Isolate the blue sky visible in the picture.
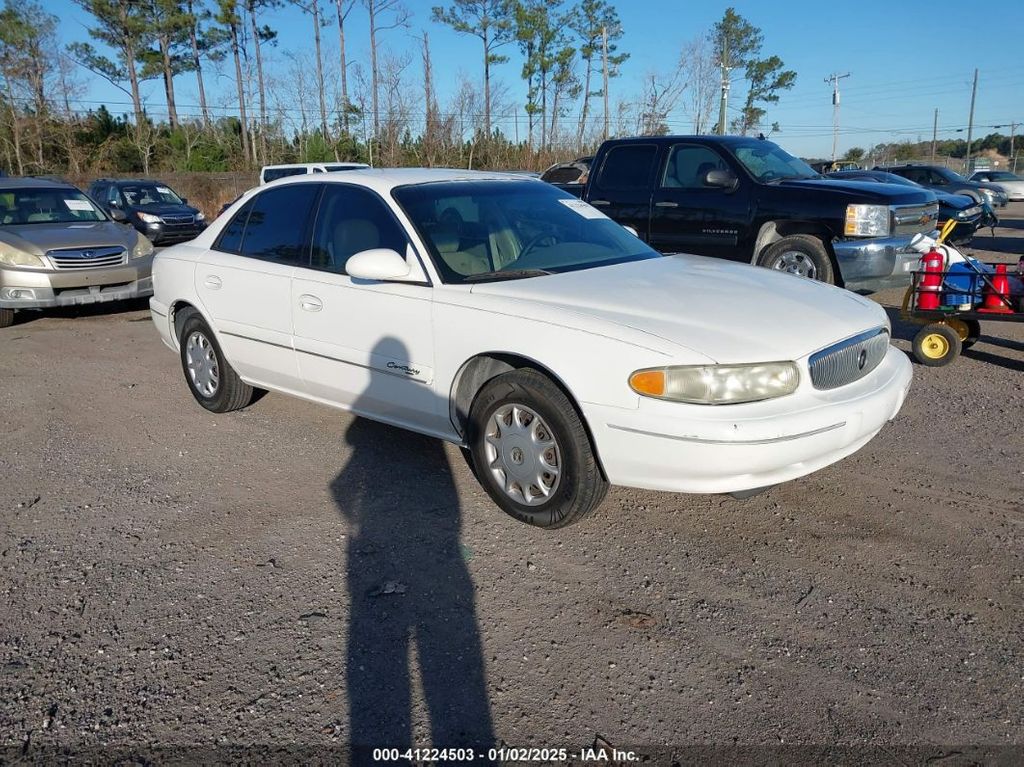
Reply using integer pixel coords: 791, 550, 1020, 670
50, 0, 1024, 158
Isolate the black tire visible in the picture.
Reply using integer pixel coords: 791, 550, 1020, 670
468, 369, 608, 529
758, 234, 836, 284
178, 311, 255, 412
961, 319, 981, 349
912, 323, 962, 367
0, 308, 14, 328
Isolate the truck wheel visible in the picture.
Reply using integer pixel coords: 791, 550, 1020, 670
912, 323, 961, 367
758, 235, 835, 284
0, 308, 14, 328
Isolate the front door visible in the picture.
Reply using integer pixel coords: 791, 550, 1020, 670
648, 143, 750, 261
586, 143, 659, 241
290, 184, 442, 435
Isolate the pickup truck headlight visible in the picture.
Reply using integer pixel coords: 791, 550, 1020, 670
131, 235, 154, 259
0, 244, 45, 268
136, 211, 161, 224
844, 204, 890, 237
629, 362, 800, 405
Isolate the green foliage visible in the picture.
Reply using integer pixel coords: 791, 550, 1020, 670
842, 147, 865, 162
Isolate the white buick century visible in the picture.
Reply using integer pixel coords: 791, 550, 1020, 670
150, 170, 912, 528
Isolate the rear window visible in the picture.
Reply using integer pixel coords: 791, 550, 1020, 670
239, 184, 321, 264
593, 145, 658, 191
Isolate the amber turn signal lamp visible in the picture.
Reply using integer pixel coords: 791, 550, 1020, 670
629, 369, 665, 397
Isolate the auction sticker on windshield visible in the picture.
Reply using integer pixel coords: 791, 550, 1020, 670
558, 198, 608, 219
64, 199, 94, 212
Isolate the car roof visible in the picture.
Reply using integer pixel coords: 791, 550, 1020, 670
0, 176, 77, 190
262, 162, 368, 170
262, 167, 542, 193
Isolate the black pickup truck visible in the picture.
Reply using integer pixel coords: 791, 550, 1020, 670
554, 136, 939, 290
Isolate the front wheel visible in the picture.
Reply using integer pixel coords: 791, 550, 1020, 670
468, 369, 608, 529
758, 235, 836, 284
912, 323, 962, 367
0, 308, 14, 328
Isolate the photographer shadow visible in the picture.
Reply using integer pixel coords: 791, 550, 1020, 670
330, 337, 494, 762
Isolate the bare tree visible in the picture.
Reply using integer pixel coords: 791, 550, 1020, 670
636, 65, 686, 136
215, 0, 252, 165
245, 0, 278, 163
334, 0, 355, 132
363, 0, 410, 139
678, 35, 717, 134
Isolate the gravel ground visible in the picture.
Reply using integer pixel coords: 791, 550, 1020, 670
1, 205, 1022, 763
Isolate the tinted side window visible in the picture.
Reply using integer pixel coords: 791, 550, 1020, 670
662, 145, 728, 189
594, 145, 658, 191
309, 185, 409, 274
240, 184, 321, 265
263, 167, 307, 183
215, 199, 254, 254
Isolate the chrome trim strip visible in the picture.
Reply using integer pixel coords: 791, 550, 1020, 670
607, 421, 847, 446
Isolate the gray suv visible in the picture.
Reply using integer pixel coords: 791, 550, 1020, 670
0, 177, 155, 328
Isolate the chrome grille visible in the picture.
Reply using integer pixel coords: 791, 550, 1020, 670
47, 246, 126, 270
160, 214, 194, 225
892, 202, 939, 236
809, 328, 890, 390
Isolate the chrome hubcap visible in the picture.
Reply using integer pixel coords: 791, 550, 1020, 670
484, 404, 561, 507
772, 251, 818, 279
185, 331, 220, 397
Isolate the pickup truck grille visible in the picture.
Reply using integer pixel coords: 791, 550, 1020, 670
47, 246, 127, 270
809, 328, 889, 390
892, 203, 939, 236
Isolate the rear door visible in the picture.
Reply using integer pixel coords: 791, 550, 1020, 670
196, 182, 321, 392
586, 143, 659, 240
648, 142, 750, 260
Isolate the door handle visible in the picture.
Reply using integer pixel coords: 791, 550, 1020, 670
589, 199, 610, 206
654, 201, 679, 208
299, 294, 323, 312
203, 275, 222, 289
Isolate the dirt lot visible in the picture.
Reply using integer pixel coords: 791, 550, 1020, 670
1, 206, 1022, 762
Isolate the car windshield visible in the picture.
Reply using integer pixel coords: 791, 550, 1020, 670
733, 140, 819, 182
120, 183, 183, 206
984, 171, 1020, 181
0, 187, 106, 225
393, 180, 660, 284
935, 167, 966, 183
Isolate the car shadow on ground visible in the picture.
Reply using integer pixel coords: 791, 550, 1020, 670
966, 234, 1024, 255
328, 338, 494, 763
7, 297, 150, 327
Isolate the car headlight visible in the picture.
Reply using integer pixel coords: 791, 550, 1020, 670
629, 362, 800, 405
0, 244, 45, 268
195, 211, 206, 221
844, 204, 890, 237
136, 211, 161, 224
131, 235, 154, 259
979, 189, 994, 203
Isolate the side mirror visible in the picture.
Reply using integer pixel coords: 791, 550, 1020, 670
705, 169, 738, 190
346, 248, 413, 281
109, 208, 128, 223
180, 197, 188, 204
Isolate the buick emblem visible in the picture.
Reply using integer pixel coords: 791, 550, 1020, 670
857, 349, 867, 370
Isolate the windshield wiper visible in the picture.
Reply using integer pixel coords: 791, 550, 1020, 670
463, 268, 554, 283
766, 174, 816, 183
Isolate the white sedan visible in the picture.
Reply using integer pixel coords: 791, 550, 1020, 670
149, 169, 912, 528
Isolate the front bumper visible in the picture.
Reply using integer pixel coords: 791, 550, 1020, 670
0, 256, 154, 309
583, 346, 912, 495
832, 233, 923, 291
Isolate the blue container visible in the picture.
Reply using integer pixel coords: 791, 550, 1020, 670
943, 260, 993, 306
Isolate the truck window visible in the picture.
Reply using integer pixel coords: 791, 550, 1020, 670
662, 145, 727, 189
593, 145, 658, 190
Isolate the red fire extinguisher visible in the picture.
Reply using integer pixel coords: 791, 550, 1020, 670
916, 248, 944, 310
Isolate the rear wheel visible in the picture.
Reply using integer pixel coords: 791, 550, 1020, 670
947, 318, 981, 349
0, 308, 14, 328
468, 369, 608, 529
913, 323, 961, 367
758, 235, 836, 284
178, 312, 255, 412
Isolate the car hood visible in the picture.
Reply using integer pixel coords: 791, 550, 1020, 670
0, 221, 138, 256
777, 178, 935, 205
470, 256, 888, 364
936, 193, 976, 209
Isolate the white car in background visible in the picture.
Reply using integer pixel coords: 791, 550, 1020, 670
259, 162, 369, 184
149, 170, 912, 528
966, 170, 1024, 201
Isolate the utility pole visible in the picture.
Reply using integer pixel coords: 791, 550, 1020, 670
931, 108, 938, 162
965, 68, 978, 171
601, 26, 609, 141
716, 38, 733, 136
825, 71, 850, 162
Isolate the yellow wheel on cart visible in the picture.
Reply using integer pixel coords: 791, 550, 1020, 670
946, 318, 981, 349
913, 323, 962, 367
